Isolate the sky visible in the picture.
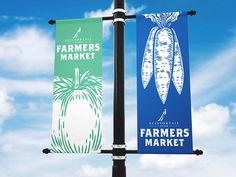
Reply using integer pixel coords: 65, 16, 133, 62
0, 0, 236, 177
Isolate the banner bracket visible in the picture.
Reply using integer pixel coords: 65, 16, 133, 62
113, 18, 126, 23
113, 8, 126, 14
48, 10, 197, 25
112, 144, 127, 148
42, 148, 203, 155
112, 156, 127, 160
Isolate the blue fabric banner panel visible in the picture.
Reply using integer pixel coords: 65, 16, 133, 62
137, 12, 193, 154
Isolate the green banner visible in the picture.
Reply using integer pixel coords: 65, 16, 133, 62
51, 18, 103, 153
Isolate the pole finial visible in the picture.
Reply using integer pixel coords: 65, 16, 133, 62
42, 148, 51, 154
48, 20, 56, 25
194, 149, 203, 155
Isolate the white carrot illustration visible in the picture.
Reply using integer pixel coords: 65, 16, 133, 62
172, 29, 184, 94
154, 28, 174, 103
142, 27, 158, 89
142, 12, 184, 104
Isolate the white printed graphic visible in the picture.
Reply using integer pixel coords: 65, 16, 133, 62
172, 29, 184, 94
142, 12, 184, 104
158, 109, 167, 121
73, 27, 82, 39
142, 27, 158, 89
52, 68, 102, 153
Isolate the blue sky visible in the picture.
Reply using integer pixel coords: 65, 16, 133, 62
0, 0, 236, 177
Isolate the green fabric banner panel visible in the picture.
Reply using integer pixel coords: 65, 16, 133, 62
51, 18, 103, 153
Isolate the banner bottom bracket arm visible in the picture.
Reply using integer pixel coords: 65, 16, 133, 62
42, 148, 203, 155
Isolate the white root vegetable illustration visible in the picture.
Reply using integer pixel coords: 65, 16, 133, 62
172, 29, 184, 94
142, 12, 184, 104
52, 68, 102, 153
53, 68, 102, 118
142, 27, 158, 88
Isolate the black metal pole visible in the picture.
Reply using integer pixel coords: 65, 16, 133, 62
112, 0, 126, 177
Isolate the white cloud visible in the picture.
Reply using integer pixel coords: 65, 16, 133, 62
15, 101, 52, 121
0, 128, 112, 177
126, 4, 146, 15
78, 165, 110, 177
0, 15, 39, 22
131, 148, 236, 177
102, 60, 113, 67
100, 114, 113, 148
0, 128, 85, 177
0, 26, 54, 75
192, 103, 230, 138
84, 3, 145, 40
102, 81, 113, 108
0, 129, 49, 153
13, 16, 38, 21
138, 103, 235, 173
0, 89, 15, 126
0, 15, 10, 21
191, 41, 236, 105
125, 77, 136, 92
139, 154, 196, 170
126, 137, 137, 149
230, 102, 236, 115
84, 3, 113, 40
0, 99, 235, 177
0, 77, 52, 96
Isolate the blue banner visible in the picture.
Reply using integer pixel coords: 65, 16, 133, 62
137, 12, 193, 154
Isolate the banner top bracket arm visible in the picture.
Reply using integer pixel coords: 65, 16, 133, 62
48, 10, 196, 25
